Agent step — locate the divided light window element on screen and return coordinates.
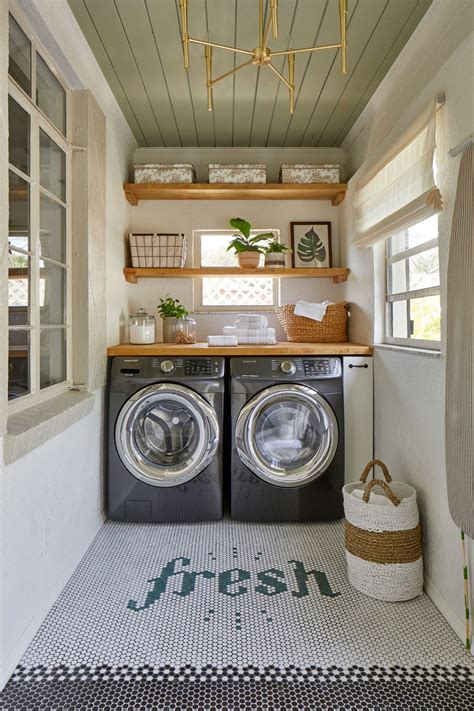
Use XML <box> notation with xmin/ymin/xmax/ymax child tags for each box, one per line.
<box><xmin>8</xmin><ymin>13</ymin><xmax>70</xmax><ymax>405</ymax></box>
<box><xmin>385</xmin><ymin>215</ymin><xmax>440</xmax><ymax>349</ymax></box>
<box><xmin>193</xmin><ymin>230</ymin><xmax>280</xmax><ymax>311</ymax></box>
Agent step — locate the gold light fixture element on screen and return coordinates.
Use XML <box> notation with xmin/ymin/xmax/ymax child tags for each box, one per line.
<box><xmin>178</xmin><ymin>0</ymin><xmax>347</xmax><ymax>114</ymax></box>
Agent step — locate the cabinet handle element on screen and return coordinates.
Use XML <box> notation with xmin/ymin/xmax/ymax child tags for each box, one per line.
<box><xmin>348</xmin><ymin>363</ymin><xmax>368</xmax><ymax>369</ymax></box>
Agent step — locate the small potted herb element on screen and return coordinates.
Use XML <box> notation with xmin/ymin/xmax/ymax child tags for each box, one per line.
<box><xmin>227</xmin><ymin>217</ymin><xmax>274</xmax><ymax>268</ymax></box>
<box><xmin>264</xmin><ymin>240</ymin><xmax>291</xmax><ymax>268</ymax></box>
<box><xmin>157</xmin><ymin>294</ymin><xmax>188</xmax><ymax>342</ymax></box>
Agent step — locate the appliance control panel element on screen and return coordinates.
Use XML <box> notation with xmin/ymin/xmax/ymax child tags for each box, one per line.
<box><xmin>112</xmin><ymin>356</ymin><xmax>225</xmax><ymax>379</ymax></box>
<box><xmin>303</xmin><ymin>358</ymin><xmax>341</xmax><ymax>377</ymax></box>
<box><xmin>231</xmin><ymin>357</ymin><xmax>341</xmax><ymax>379</ymax></box>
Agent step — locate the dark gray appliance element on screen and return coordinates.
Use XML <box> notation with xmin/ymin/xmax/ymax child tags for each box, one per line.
<box><xmin>230</xmin><ymin>357</ymin><xmax>344</xmax><ymax>521</ymax></box>
<box><xmin>107</xmin><ymin>356</ymin><xmax>225</xmax><ymax>522</ymax></box>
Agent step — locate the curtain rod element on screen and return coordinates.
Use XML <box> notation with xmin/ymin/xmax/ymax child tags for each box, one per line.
<box><xmin>449</xmin><ymin>134</ymin><xmax>474</xmax><ymax>157</ymax></box>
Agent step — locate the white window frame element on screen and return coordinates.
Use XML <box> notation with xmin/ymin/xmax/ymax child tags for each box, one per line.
<box><xmin>8</xmin><ymin>10</ymin><xmax>72</xmax><ymax>413</ymax></box>
<box><xmin>193</xmin><ymin>229</ymin><xmax>280</xmax><ymax>312</ymax></box>
<box><xmin>384</xmin><ymin>220</ymin><xmax>441</xmax><ymax>350</ymax></box>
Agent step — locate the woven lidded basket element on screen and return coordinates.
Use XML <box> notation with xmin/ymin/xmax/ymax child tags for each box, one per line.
<box><xmin>343</xmin><ymin>460</ymin><xmax>423</xmax><ymax>602</ymax></box>
<box><xmin>276</xmin><ymin>303</ymin><xmax>348</xmax><ymax>342</ymax></box>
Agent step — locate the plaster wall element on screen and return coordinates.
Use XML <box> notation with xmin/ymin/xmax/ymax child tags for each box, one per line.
<box><xmin>124</xmin><ymin>199</ymin><xmax>342</xmax><ymax>342</ymax></box>
<box><xmin>340</xmin><ymin>0</ymin><xmax>474</xmax><ymax>642</ymax></box>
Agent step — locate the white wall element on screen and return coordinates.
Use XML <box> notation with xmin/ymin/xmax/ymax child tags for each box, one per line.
<box><xmin>125</xmin><ymin>199</ymin><xmax>343</xmax><ymax>342</ymax></box>
<box><xmin>0</xmin><ymin>0</ymin><xmax>136</xmax><ymax>688</ymax></box>
<box><xmin>340</xmin><ymin>0</ymin><xmax>474</xmax><ymax>642</ymax></box>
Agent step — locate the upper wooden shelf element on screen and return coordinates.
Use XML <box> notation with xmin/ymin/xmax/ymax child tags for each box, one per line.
<box><xmin>124</xmin><ymin>266</ymin><xmax>350</xmax><ymax>284</ymax></box>
<box><xmin>123</xmin><ymin>182</ymin><xmax>347</xmax><ymax>205</ymax></box>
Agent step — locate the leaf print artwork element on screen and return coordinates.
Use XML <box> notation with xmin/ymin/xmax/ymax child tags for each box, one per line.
<box><xmin>296</xmin><ymin>227</ymin><xmax>327</xmax><ymax>263</ymax></box>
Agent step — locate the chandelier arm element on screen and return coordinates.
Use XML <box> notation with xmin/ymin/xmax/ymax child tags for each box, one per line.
<box><xmin>339</xmin><ymin>0</ymin><xmax>348</xmax><ymax>74</ymax></box>
<box><xmin>268</xmin><ymin>62</ymin><xmax>291</xmax><ymax>91</ymax></box>
<box><xmin>210</xmin><ymin>59</ymin><xmax>254</xmax><ymax>87</ymax></box>
<box><xmin>262</xmin><ymin>12</ymin><xmax>273</xmax><ymax>51</ymax></box>
<box><xmin>288</xmin><ymin>51</ymin><xmax>295</xmax><ymax>114</ymax></box>
<box><xmin>205</xmin><ymin>45</ymin><xmax>213</xmax><ymax>111</ymax></box>
<box><xmin>271</xmin><ymin>43</ymin><xmax>342</xmax><ymax>57</ymax></box>
<box><xmin>188</xmin><ymin>37</ymin><xmax>253</xmax><ymax>56</ymax></box>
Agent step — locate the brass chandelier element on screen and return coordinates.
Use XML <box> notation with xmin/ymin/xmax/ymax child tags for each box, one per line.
<box><xmin>178</xmin><ymin>0</ymin><xmax>347</xmax><ymax>114</ymax></box>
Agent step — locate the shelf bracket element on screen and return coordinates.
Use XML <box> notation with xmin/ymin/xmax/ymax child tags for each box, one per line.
<box><xmin>124</xmin><ymin>269</ymin><xmax>138</xmax><ymax>283</ymax></box>
<box><xmin>332</xmin><ymin>191</ymin><xmax>346</xmax><ymax>206</ymax></box>
<box><xmin>124</xmin><ymin>186</ymin><xmax>138</xmax><ymax>206</ymax></box>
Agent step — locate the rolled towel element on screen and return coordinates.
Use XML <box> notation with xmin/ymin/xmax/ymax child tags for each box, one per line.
<box><xmin>294</xmin><ymin>300</ymin><xmax>332</xmax><ymax>322</ymax></box>
<box><xmin>223</xmin><ymin>326</ymin><xmax>276</xmax><ymax>339</ymax></box>
<box><xmin>234</xmin><ymin>313</ymin><xmax>268</xmax><ymax>328</ymax></box>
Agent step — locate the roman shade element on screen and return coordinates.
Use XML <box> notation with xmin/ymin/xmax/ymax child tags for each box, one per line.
<box><xmin>353</xmin><ymin>99</ymin><xmax>443</xmax><ymax>248</ymax></box>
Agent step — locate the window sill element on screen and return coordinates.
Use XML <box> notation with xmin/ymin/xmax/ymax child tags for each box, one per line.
<box><xmin>4</xmin><ymin>391</ymin><xmax>95</xmax><ymax>465</ymax></box>
<box><xmin>375</xmin><ymin>343</ymin><xmax>442</xmax><ymax>358</ymax></box>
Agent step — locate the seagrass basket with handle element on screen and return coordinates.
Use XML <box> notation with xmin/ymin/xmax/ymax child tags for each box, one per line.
<box><xmin>275</xmin><ymin>302</ymin><xmax>348</xmax><ymax>342</ymax></box>
<box><xmin>342</xmin><ymin>459</ymin><xmax>423</xmax><ymax>601</ymax></box>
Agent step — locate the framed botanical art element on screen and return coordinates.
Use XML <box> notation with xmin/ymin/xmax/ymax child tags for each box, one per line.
<box><xmin>291</xmin><ymin>221</ymin><xmax>332</xmax><ymax>269</ymax></box>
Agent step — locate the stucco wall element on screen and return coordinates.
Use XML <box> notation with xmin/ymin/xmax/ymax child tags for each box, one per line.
<box><xmin>340</xmin><ymin>0</ymin><xmax>474</xmax><ymax>642</ymax></box>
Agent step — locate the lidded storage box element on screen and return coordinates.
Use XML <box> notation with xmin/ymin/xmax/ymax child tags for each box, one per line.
<box><xmin>129</xmin><ymin>233</ymin><xmax>187</xmax><ymax>268</ymax></box>
<box><xmin>134</xmin><ymin>163</ymin><xmax>196</xmax><ymax>184</ymax></box>
<box><xmin>208</xmin><ymin>164</ymin><xmax>266</xmax><ymax>183</ymax></box>
<box><xmin>280</xmin><ymin>164</ymin><xmax>340</xmax><ymax>184</ymax></box>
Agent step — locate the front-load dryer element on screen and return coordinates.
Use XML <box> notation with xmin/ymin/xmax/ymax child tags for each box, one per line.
<box><xmin>107</xmin><ymin>356</ymin><xmax>225</xmax><ymax>522</ymax></box>
<box><xmin>230</xmin><ymin>356</ymin><xmax>344</xmax><ymax>521</ymax></box>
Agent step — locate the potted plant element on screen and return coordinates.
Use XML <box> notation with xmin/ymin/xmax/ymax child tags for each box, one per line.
<box><xmin>226</xmin><ymin>217</ymin><xmax>274</xmax><ymax>268</ymax></box>
<box><xmin>264</xmin><ymin>240</ymin><xmax>291</xmax><ymax>268</ymax></box>
<box><xmin>157</xmin><ymin>295</ymin><xmax>188</xmax><ymax>342</ymax></box>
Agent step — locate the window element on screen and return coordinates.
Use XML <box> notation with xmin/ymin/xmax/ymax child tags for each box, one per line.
<box><xmin>385</xmin><ymin>215</ymin><xmax>440</xmax><ymax>348</ymax></box>
<box><xmin>8</xmin><ymin>13</ymin><xmax>70</xmax><ymax>405</ymax></box>
<box><xmin>193</xmin><ymin>230</ymin><xmax>280</xmax><ymax>311</ymax></box>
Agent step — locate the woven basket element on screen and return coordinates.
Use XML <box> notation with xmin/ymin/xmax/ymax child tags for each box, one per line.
<box><xmin>276</xmin><ymin>303</ymin><xmax>348</xmax><ymax>342</ymax></box>
<box><xmin>343</xmin><ymin>460</ymin><xmax>423</xmax><ymax>602</ymax></box>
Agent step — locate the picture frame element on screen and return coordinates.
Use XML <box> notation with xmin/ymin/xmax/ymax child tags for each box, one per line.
<box><xmin>291</xmin><ymin>221</ymin><xmax>332</xmax><ymax>269</ymax></box>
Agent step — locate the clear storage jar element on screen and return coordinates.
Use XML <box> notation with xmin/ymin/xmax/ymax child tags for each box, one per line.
<box><xmin>129</xmin><ymin>308</ymin><xmax>156</xmax><ymax>344</ymax></box>
<box><xmin>175</xmin><ymin>317</ymin><xmax>197</xmax><ymax>344</ymax></box>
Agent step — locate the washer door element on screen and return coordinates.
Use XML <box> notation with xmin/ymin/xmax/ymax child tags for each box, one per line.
<box><xmin>115</xmin><ymin>383</ymin><xmax>219</xmax><ymax>487</ymax></box>
<box><xmin>235</xmin><ymin>383</ymin><xmax>338</xmax><ymax>487</ymax></box>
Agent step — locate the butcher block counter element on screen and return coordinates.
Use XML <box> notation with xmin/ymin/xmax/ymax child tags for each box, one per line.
<box><xmin>107</xmin><ymin>342</ymin><xmax>373</xmax><ymax>357</ymax></box>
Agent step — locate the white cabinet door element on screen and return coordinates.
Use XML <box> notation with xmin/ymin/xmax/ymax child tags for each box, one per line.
<box><xmin>343</xmin><ymin>357</ymin><xmax>373</xmax><ymax>483</ymax></box>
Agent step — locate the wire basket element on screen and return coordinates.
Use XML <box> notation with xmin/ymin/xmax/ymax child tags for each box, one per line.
<box><xmin>276</xmin><ymin>303</ymin><xmax>348</xmax><ymax>342</ymax></box>
<box><xmin>129</xmin><ymin>233</ymin><xmax>187</xmax><ymax>268</ymax></box>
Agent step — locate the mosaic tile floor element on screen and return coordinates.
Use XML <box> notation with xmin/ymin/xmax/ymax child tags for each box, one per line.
<box><xmin>1</xmin><ymin>519</ymin><xmax>473</xmax><ymax>709</ymax></box>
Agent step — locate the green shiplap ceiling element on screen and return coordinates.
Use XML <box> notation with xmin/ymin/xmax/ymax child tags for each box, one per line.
<box><xmin>67</xmin><ymin>0</ymin><xmax>432</xmax><ymax>147</ymax></box>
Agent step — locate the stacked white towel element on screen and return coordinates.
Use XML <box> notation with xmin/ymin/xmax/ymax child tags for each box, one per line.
<box><xmin>221</xmin><ymin>314</ymin><xmax>276</xmax><ymax>344</ymax></box>
<box><xmin>294</xmin><ymin>300</ymin><xmax>333</xmax><ymax>322</ymax></box>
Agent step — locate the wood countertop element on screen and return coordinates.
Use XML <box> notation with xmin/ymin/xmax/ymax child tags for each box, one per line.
<box><xmin>107</xmin><ymin>342</ymin><xmax>373</xmax><ymax>357</ymax></box>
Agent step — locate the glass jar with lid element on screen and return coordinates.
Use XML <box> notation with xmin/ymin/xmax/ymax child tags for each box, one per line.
<box><xmin>175</xmin><ymin>316</ymin><xmax>197</xmax><ymax>344</ymax></box>
<box><xmin>129</xmin><ymin>308</ymin><xmax>156</xmax><ymax>344</ymax></box>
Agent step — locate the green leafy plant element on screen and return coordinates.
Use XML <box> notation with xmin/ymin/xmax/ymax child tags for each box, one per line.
<box><xmin>226</xmin><ymin>217</ymin><xmax>275</xmax><ymax>254</ymax></box>
<box><xmin>157</xmin><ymin>294</ymin><xmax>188</xmax><ymax>319</ymax></box>
<box><xmin>297</xmin><ymin>227</ymin><xmax>326</xmax><ymax>263</ymax></box>
<box><xmin>264</xmin><ymin>240</ymin><xmax>291</xmax><ymax>254</ymax></box>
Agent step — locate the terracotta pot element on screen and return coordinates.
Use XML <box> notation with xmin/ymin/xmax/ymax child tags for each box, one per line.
<box><xmin>237</xmin><ymin>251</ymin><xmax>261</xmax><ymax>268</ymax></box>
<box><xmin>264</xmin><ymin>252</ymin><xmax>286</xmax><ymax>268</ymax></box>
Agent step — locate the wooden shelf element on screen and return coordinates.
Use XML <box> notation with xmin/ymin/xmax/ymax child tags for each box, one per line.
<box><xmin>124</xmin><ymin>266</ymin><xmax>350</xmax><ymax>284</ymax></box>
<box><xmin>108</xmin><ymin>342</ymin><xmax>373</xmax><ymax>357</ymax></box>
<box><xmin>124</xmin><ymin>182</ymin><xmax>347</xmax><ymax>205</ymax></box>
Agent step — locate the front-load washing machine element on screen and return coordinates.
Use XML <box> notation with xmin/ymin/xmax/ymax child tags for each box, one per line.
<box><xmin>230</xmin><ymin>356</ymin><xmax>344</xmax><ymax>521</ymax></box>
<box><xmin>107</xmin><ymin>356</ymin><xmax>225</xmax><ymax>522</ymax></box>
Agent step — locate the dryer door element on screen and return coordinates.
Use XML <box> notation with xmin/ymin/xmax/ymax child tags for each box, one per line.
<box><xmin>115</xmin><ymin>383</ymin><xmax>219</xmax><ymax>487</ymax></box>
<box><xmin>235</xmin><ymin>383</ymin><xmax>338</xmax><ymax>487</ymax></box>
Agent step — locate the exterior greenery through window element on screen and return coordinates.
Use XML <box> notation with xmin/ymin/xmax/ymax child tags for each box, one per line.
<box><xmin>7</xmin><ymin>13</ymin><xmax>70</xmax><ymax>405</ymax></box>
<box><xmin>193</xmin><ymin>230</ymin><xmax>280</xmax><ymax>311</ymax></box>
<box><xmin>385</xmin><ymin>215</ymin><xmax>440</xmax><ymax>349</ymax></box>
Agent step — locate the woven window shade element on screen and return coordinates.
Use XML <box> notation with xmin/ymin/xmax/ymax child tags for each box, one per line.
<box><xmin>353</xmin><ymin>99</ymin><xmax>443</xmax><ymax>248</ymax></box>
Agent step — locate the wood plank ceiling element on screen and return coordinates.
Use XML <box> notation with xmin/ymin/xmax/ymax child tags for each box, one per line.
<box><xmin>68</xmin><ymin>0</ymin><xmax>432</xmax><ymax>147</ymax></box>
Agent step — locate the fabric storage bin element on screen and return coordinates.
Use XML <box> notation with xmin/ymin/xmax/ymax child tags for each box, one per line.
<box><xmin>280</xmin><ymin>164</ymin><xmax>340</xmax><ymax>183</ymax></box>
<box><xmin>129</xmin><ymin>233</ymin><xmax>187</xmax><ymax>268</ymax></box>
<box><xmin>276</xmin><ymin>303</ymin><xmax>348</xmax><ymax>342</ymax></box>
<box><xmin>134</xmin><ymin>164</ymin><xmax>196</xmax><ymax>183</ymax></box>
<box><xmin>208</xmin><ymin>164</ymin><xmax>266</xmax><ymax>183</ymax></box>
<box><xmin>343</xmin><ymin>460</ymin><xmax>423</xmax><ymax>602</ymax></box>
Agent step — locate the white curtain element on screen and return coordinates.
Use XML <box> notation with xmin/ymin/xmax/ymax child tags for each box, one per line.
<box><xmin>445</xmin><ymin>145</ymin><xmax>473</xmax><ymax>538</ymax></box>
<box><xmin>353</xmin><ymin>99</ymin><xmax>443</xmax><ymax>248</ymax></box>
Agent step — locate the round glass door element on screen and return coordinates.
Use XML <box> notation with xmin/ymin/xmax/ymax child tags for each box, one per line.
<box><xmin>115</xmin><ymin>383</ymin><xmax>219</xmax><ymax>487</ymax></box>
<box><xmin>235</xmin><ymin>384</ymin><xmax>338</xmax><ymax>487</ymax></box>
